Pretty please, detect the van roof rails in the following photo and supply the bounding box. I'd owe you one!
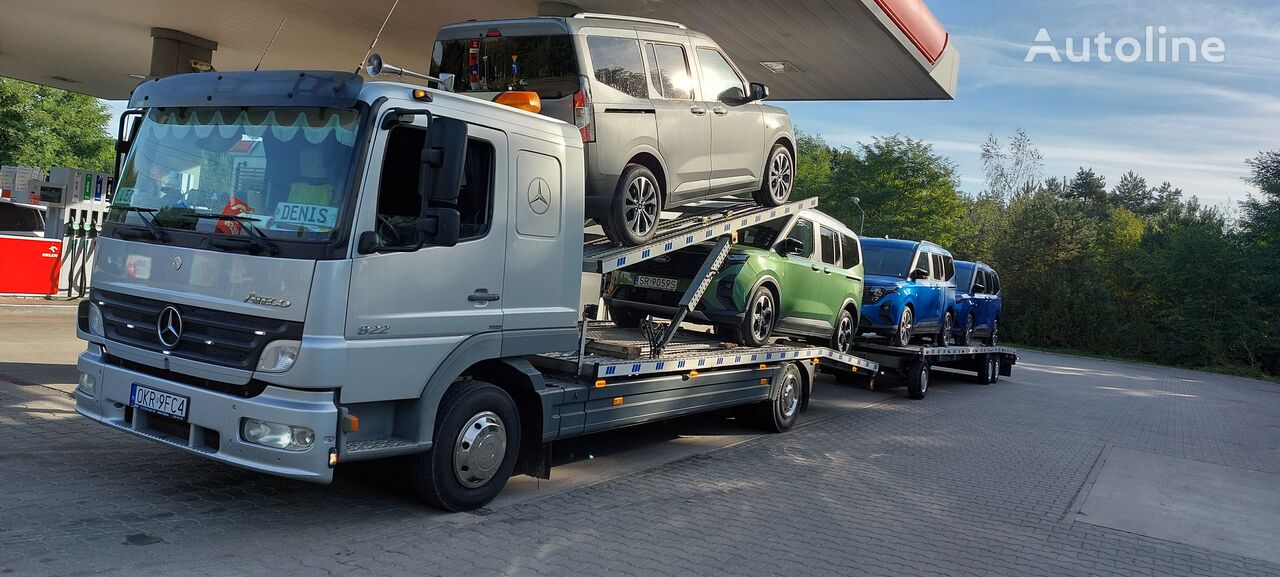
[572,12,688,30]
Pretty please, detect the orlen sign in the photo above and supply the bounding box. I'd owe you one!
[0,235,63,294]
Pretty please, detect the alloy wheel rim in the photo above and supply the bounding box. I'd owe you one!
[453,411,507,489]
[920,366,929,393]
[899,308,912,344]
[779,371,799,418]
[836,315,853,353]
[624,176,659,237]
[966,315,974,344]
[769,152,793,201]
[752,294,774,342]
[942,314,954,346]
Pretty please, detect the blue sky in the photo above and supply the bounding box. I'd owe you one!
[781,0,1280,207]
[105,0,1277,206]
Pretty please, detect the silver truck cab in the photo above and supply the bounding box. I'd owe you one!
[75,70,583,484]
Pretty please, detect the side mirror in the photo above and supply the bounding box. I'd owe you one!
[418,116,467,246]
[436,72,456,93]
[719,85,746,103]
[909,268,929,281]
[777,237,804,255]
[748,82,769,102]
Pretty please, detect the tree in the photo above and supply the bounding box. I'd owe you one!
[1066,167,1108,206]
[1241,150,1280,244]
[793,131,834,202]
[1109,171,1151,214]
[826,135,963,246]
[0,78,114,173]
[1149,181,1184,216]
[979,128,1043,200]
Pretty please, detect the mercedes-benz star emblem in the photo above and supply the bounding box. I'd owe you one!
[172,256,183,270]
[156,306,183,349]
[527,178,551,215]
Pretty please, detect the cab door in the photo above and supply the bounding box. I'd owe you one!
[773,216,827,325]
[343,115,508,402]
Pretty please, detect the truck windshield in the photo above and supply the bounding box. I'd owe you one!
[862,245,916,278]
[109,106,361,242]
[432,35,580,99]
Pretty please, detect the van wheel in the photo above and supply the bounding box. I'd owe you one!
[988,319,1000,346]
[739,285,776,347]
[409,381,520,512]
[609,306,643,328]
[756,362,802,432]
[830,308,856,354]
[604,164,662,246]
[960,313,975,347]
[938,311,955,347]
[891,306,913,347]
[753,145,794,207]
[906,360,930,400]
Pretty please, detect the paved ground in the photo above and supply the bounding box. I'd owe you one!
[2,305,1279,577]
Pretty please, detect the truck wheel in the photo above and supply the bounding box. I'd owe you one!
[906,360,930,400]
[609,306,643,328]
[829,308,855,354]
[604,164,662,246]
[757,362,802,432]
[739,285,776,347]
[409,381,520,512]
[753,144,794,207]
[891,306,913,347]
[975,354,997,385]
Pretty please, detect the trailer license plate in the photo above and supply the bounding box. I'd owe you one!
[635,275,678,291]
[130,384,189,421]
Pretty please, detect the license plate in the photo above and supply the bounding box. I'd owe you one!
[635,275,679,291]
[130,384,190,421]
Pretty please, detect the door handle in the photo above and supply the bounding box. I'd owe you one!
[690,106,707,116]
[823,268,832,275]
[811,265,821,271]
[468,290,500,302]
[712,106,728,116]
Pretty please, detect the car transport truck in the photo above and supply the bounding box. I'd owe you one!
[72,65,886,511]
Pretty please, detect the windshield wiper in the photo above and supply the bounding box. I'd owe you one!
[187,213,279,255]
[111,207,169,242]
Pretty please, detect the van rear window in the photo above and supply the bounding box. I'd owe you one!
[586,37,649,99]
[432,35,580,99]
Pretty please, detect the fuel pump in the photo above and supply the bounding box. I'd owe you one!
[61,209,80,298]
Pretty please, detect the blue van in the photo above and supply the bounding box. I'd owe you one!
[859,238,957,346]
[952,261,1003,346]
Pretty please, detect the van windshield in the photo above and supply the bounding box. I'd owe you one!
[432,35,580,99]
[862,245,916,278]
[109,106,360,242]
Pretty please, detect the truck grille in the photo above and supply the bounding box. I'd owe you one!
[94,289,303,371]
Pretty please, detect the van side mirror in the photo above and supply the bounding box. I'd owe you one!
[719,86,746,103]
[909,268,929,281]
[748,82,769,102]
[777,237,804,255]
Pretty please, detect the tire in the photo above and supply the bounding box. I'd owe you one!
[830,308,856,354]
[739,285,777,347]
[906,360,930,400]
[603,164,662,246]
[752,144,794,207]
[960,313,975,347]
[937,311,955,347]
[409,381,520,512]
[991,357,1002,383]
[609,306,644,328]
[987,319,1000,346]
[891,306,913,347]
[974,354,997,385]
[757,362,803,432]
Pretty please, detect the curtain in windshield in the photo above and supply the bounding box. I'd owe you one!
[110,107,360,241]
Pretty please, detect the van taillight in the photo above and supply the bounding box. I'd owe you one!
[573,76,595,143]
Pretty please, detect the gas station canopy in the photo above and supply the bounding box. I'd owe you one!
[0,0,956,102]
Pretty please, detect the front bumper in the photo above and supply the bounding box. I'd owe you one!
[74,346,339,483]
[606,297,744,326]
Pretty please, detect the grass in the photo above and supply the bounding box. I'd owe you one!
[1007,341,1280,385]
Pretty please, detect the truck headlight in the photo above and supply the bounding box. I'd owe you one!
[77,373,96,397]
[256,340,300,372]
[241,418,315,451]
[88,303,105,337]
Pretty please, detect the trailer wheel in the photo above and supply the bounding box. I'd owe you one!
[906,360,930,400]
[975,354,997,385]
[409,380,520,512]
[757,362,802,432]
[991,357,1002,383]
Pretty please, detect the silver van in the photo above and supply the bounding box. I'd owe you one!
[432,13,796,245]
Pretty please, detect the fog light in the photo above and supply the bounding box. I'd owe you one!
[77,373,96,397]
[240,418,315,451]
[256,340,300,373]
[88,303,105,337]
